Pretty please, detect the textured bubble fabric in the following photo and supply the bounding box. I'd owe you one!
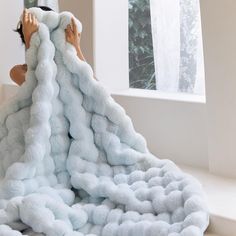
[0,8,209,236]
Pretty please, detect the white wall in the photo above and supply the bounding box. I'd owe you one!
[0,0,25,84]
[93,0,129,91]
[201,0,236,177]
[113,94,209,168]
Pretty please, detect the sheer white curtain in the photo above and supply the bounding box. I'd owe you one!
[150,0,205,95]
[38,0,59,12]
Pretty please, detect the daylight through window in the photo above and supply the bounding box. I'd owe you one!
[129,0,205,95]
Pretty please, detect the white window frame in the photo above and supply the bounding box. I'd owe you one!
[93,0,129,92]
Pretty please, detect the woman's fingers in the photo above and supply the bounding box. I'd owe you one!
[26,13,29,22]
[32,15,36,25]
[65,26,72,40]
[32,15,38,26]
[23,9,27,20]
[23,9,28,24]
[69,24,73,33]
[67,24,73,35]
[29,13,33,23]
[71,17,78,34]
[23,9,38,26]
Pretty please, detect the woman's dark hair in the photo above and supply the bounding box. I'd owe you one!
[15,6,53,44]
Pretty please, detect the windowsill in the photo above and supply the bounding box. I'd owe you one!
[111,88,206,104]
[180,164,236,236]
[1,85,206,104]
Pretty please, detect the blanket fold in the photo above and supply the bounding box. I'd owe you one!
[0,8,209,236]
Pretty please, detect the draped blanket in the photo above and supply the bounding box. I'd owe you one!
[0,8,209,236]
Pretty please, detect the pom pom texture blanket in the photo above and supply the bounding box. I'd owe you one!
[0,8,209,236]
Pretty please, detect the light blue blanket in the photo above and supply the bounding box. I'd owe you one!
[0,8,209,236]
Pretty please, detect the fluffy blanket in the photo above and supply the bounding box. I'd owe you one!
[0,8,209,236]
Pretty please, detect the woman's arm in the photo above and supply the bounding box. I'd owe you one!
[65,18,97,80]
[10,10,39,85]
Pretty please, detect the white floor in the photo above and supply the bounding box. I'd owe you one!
[181,165,236,236]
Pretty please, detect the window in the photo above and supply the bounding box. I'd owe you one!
[24,0,38,8]
[129,0,156,90]
[24,0,59,12]
[129,0,205,95]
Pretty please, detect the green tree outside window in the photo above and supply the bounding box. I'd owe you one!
[129,0,156,90]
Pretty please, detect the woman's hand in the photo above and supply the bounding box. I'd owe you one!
[65,17,81,51]
[65,17,86,61]
[65,17,98,80]
[22,9,39,49]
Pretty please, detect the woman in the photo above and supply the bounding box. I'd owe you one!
[10,7,88,85]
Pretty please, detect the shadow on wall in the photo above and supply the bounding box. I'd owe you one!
[59,0,94,68]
